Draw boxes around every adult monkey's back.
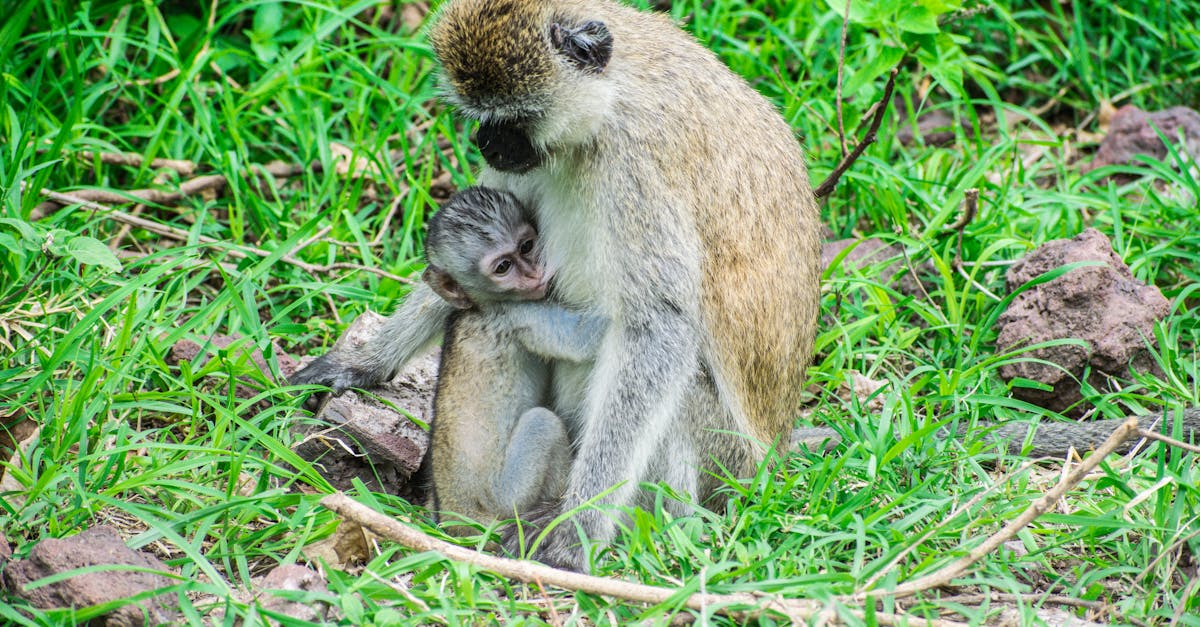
[430,0,821,570]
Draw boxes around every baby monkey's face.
[479,222,548,301]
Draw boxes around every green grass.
[2,0,1199,624]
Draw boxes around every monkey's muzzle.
[475,120,542,174]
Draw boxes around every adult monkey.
[429,0,821,570]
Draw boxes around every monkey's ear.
[424,266,475,310]
[550,20,612,73]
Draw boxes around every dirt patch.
[995,228,1169,414]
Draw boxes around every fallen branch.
[320,493,967,626]
[814,67,899,199]
[77,150,196,177]
[37,188,411,284]
[30,161,315,219]
[850,417,1139,601]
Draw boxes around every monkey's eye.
[550,21,613,73]
[519,239,535,255]
[494,259,513,276]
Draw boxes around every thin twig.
[862,456,1046,590]
[32,173,231,218]
[814,67,899,198]
[534,577,564,627]
[1137,525,1200,583]
[835,0,852,158]
[932,592,1101,610]
[108,202,147,250]
[1135,428,1200,454]
[320,493,967,627]
[370,193,407,247]
[37,148,423,220]
[0,258,49,309]
[956,261,1001,301]
[850,417,1138,601]
[948,189,979,236]
[295,225,335,253]
[947,189,999,299]
[363,570,439,620]
[1171,576,1200,627]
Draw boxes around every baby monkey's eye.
[494,259,513,275]
[519,239,536,255]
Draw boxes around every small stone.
[256,564,329,623]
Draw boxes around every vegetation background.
[1,0,1198,624]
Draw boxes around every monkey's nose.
[474,120,541,173]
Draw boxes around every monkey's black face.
[475,120,542,173]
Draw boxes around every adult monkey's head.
[430,0,615,174]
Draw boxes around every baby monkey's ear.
[424,265,475,310]
[550,20,612,73]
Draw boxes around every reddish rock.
[2,526,177,626]
[0,531,11,567]
[995,229,1169,414]
[255,563,329,622]
[1087,105,1200,178]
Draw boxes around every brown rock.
[995,229,1169,413]
[1087,105,1200,178]
[2,526,177,626]
[0,531,11,567]
[171,333,302,377]
[255,564,329,623]
[292,312,433,498]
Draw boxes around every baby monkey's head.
[424,187,548,310]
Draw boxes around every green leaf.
[253,2,284,37]
[166,13,203,42]
[65,236,123,272]
[0,217,37,241]
[0,232,22,257]
[920,0,963,13]
[251,40,280,64]
[843,45,905,99]
[44,228,73,257]
[897,6,940,34]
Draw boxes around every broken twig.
[319,493,967,626]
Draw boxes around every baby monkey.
[424,186,605,530]
[292,187,603,528]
